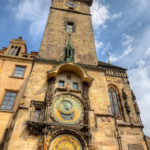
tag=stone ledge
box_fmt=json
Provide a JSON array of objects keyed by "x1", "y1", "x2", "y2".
[
  {"x1": 0, "y1": 109, "x2": 14, "y2": 113},
  {"x1": 9, "y1": 76, "x2": 24, "y2": 80}
]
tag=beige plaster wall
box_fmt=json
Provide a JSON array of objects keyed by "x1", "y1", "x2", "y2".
[{"x1": 0, "y1": 57, "x2": 33, "y2": 142}]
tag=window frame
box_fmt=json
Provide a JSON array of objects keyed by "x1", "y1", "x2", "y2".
[
  {"x1": 66, "y1": 22, "x2": 75, "y2": 33},
  {"x1": 0, "y1": 90, "x2": 18, "y2": 111},
  {"x1": 72, "y1": 82, "x2": 79, "y2": 90},
  {"x1": 8, "y1": 46, "x2": 14, "y2": 55},
  {"x1": 108, "y1": 87, "x2": 122, "y2": 119},
  {"x1": 34, "y1": 108, "x2": 41, "y2": 121},
  {"x1": 12, "y1": 65, "x2": 26, "y2": 79},
  {"x1": 12, "y1": 47, "x2": 18, "y2": 56},
  {"x1": 59, "y1": 80, "x2": 65, "y2": 88}
]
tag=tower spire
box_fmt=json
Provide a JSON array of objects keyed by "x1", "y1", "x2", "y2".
[
  {"x1": 107, "y1": 53, "x2": 111, "y2": 64},
  {"x1": 64, "y1": 32, "x2": 74, "y2": 63}
]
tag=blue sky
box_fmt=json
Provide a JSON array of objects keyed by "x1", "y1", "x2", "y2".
[{"x1": 0, "y1": 0, "x2": 150, "y2": 136}]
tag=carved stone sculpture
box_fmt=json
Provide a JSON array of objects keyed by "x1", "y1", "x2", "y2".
[
  {"x1": 46, "y1": 78, "x2": 55, "y2": 104},
  {"x1": 122, "y1": 89, "x2": 127, "y2": 100},
  {"x1": 134, "y1": 101, "x2": 140, "y2": 114},
  {"x1": 131, "y1": 90, "x2": 136, "y2": 101},
  {"x1": 83, "y1": 82, "x2": 89, "y2": 100},
  {"x1": 125, "y1": 102, "x2": 131, "y2": 113},
  {"x1": 43, "y1": 136, "x2": 51, "y2": 150},
  {"x1": 90, "y1": 144, "x2": 96, "y2": 150}
]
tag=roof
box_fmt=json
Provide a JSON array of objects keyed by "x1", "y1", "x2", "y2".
[{"x1": 98, "y1": 61, "x2": 127, "y2": 71}]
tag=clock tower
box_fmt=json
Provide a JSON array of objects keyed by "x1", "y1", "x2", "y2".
[{"x1": 39, "y1": 0, "x2": 98, "y2": 66}]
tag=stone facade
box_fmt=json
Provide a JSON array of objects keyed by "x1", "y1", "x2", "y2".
[
  {"x1": 0, "y1": 0, "x2": 149, "y2": 150},
  {"x1": 0, "y1": 37, "x2": 37, "y2": 148}
]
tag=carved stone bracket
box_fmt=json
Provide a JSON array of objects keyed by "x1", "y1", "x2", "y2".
[
  {"x1": 131, "y1": 90, "x2": 136, "y2": 101},
  {"x1": 30, "y1": 100, "x2": 44, "y2": 107},
  {"x1": 27, "y1": 121, "x2": 44, "y2": 135},
  {"x1": 122, "y1": 89, "x2": 131, "y2": 113},
  {"x1": 45, "y1": 77, "x2": 55, "y2": 105}
]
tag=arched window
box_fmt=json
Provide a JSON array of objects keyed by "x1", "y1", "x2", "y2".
[
  {"x1": 108, "y1": 88, "x2": 120, "y2": 116},
  {"x1": 16, "y1": 47, "x2": 21, "y2": 56},
  {"x1": 12, "y1": 47, "x2": 18, "y2": 56},
  {"x1": 8, "y1": 46, "x2": 14, "y2": 55}
]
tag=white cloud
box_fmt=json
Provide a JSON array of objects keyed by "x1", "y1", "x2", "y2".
[
  {"x1": 95, "y1": 41, "x2": 112, "y2": 57},
  {"x1": 96, "y1": 41, "x2": 104, "y2": 53},
  {"x1": 121, "y1": 34, "x2": 134, "y2": 46},
  {"x1": 110, "y1": 46, "x2": 133, "y2": 62},
  {"x1": 128, "y1": 62, "x2": 150, "y2": 136},
  {"x1": 111, "y1": 12, "x2": 122, "y2": 21},
  {"x1": 8, "y1": 0, "x2": 50, "y2": 36},
  {"x1": 110, "y1": 34, "x2": 134, "y2": 62},
  {"x1": 91, "y1": 1, "x2": 122, "y2": 29},
  {"x1": 145, "y1": 47, "x2": 150, "y2": 55},
  {"x1": 91, "y1": 1, "x2": 110, "y2": 28},
  {"x1": 102, "y1": 43, "x2": 112, "y2": 55}
]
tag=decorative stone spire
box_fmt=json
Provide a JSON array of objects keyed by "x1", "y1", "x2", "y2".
[
  {"x1": 64, "y1": 33, "x2": 74, "y2": 63},
  {"x1": 107, "y1": 53, "x2": 111, "y2": 64}
]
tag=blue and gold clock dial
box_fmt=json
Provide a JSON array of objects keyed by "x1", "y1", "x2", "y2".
[{"x1": 51, "y1": 95, "x2": 84, "y2": 124}]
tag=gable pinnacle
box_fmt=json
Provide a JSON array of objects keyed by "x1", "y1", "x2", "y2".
[
  {"x1": 64, "y1": 33, "x2": 74, "y2": 63},
  {"x1": 107, "y1": 53, "x2": 111, "y2": 64}
]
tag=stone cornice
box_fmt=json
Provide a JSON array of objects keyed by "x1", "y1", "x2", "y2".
[
  {"x1": 35, "y1": 57, "x2": 104, "y2": 71},
  {"x1": 51, "y1": 7, "x2": 91, "y2": 16},
  {"x1": 0, "y1": 55, "x2": 34, "y2": 62}
]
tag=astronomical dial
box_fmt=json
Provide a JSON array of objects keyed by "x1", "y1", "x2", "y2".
[
  {"x1": 51, "y1": 95, "x2": 84, "y2": 124},
  {"x1": 49, "y1": 134, "x2": 83, "y2": 150},
  {"x1": 66, "y1": 1, "x2": 78, "y2": 8}
]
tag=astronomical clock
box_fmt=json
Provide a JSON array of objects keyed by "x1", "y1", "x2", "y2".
[
  {"x1": 25, "y1": 69, "x2": 93, "y2": 150},
  {"x1": 51, "y1": 95, "x2": 84, "y2": 124}
]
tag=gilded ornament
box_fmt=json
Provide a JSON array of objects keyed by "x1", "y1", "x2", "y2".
[{"x1": 49, "y1": 134, "x2": 82, "y2": 150}]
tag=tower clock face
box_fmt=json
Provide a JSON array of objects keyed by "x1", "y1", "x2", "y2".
[
  {"x1": 51, "y1": 95, "x2": 84, "y2": 124},
  {"x1": 66, "y1": 1, "x2": 78, "y2": 8}
]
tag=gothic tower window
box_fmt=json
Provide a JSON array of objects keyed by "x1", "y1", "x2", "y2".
[
  {"x1": 108, "y1": 88, "x2": 120, "y2": 116},
  {"x1": 66, "y1": 22, "x2": 75, "y2": 32},
  {"x1": 16, "y1": 47, "x2": 21, "y2": 56},
  {"x1": 8, "y1": 46, "x2": 14, "y2": 55},
  {"x1": 8, "y1": 46, "x2": 22, "y2": 56},
  {"x1": 12, "y1": 47, "x2": 18, "y2": 56}
]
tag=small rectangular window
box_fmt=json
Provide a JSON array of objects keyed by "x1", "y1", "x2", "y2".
[
  {"x1": 67, "y1": 22, "x2": 74, "y2": 32},
  {"x1": 13, "y1": 66, "x2": 26, "y2": 78},
  {"x1": 59, "y1": 81, "x2": 65, "y2": 87},
  {"x1": 0, "y1": 91, "x2": 17, "y2": 110},
  {"x1": 34, "y1": 108, "x2": 41, "y2": 121},
  {"x1": 73, "y1": 82, "x2": 78, "y2": 90}
]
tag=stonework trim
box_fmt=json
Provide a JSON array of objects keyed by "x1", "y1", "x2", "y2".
[
  {"x1": 47, "y1": 63, "x2": 93, "y2": 86},
  {"x1": 51, "y1": 7, "x2": 91, "y2": 16}
]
